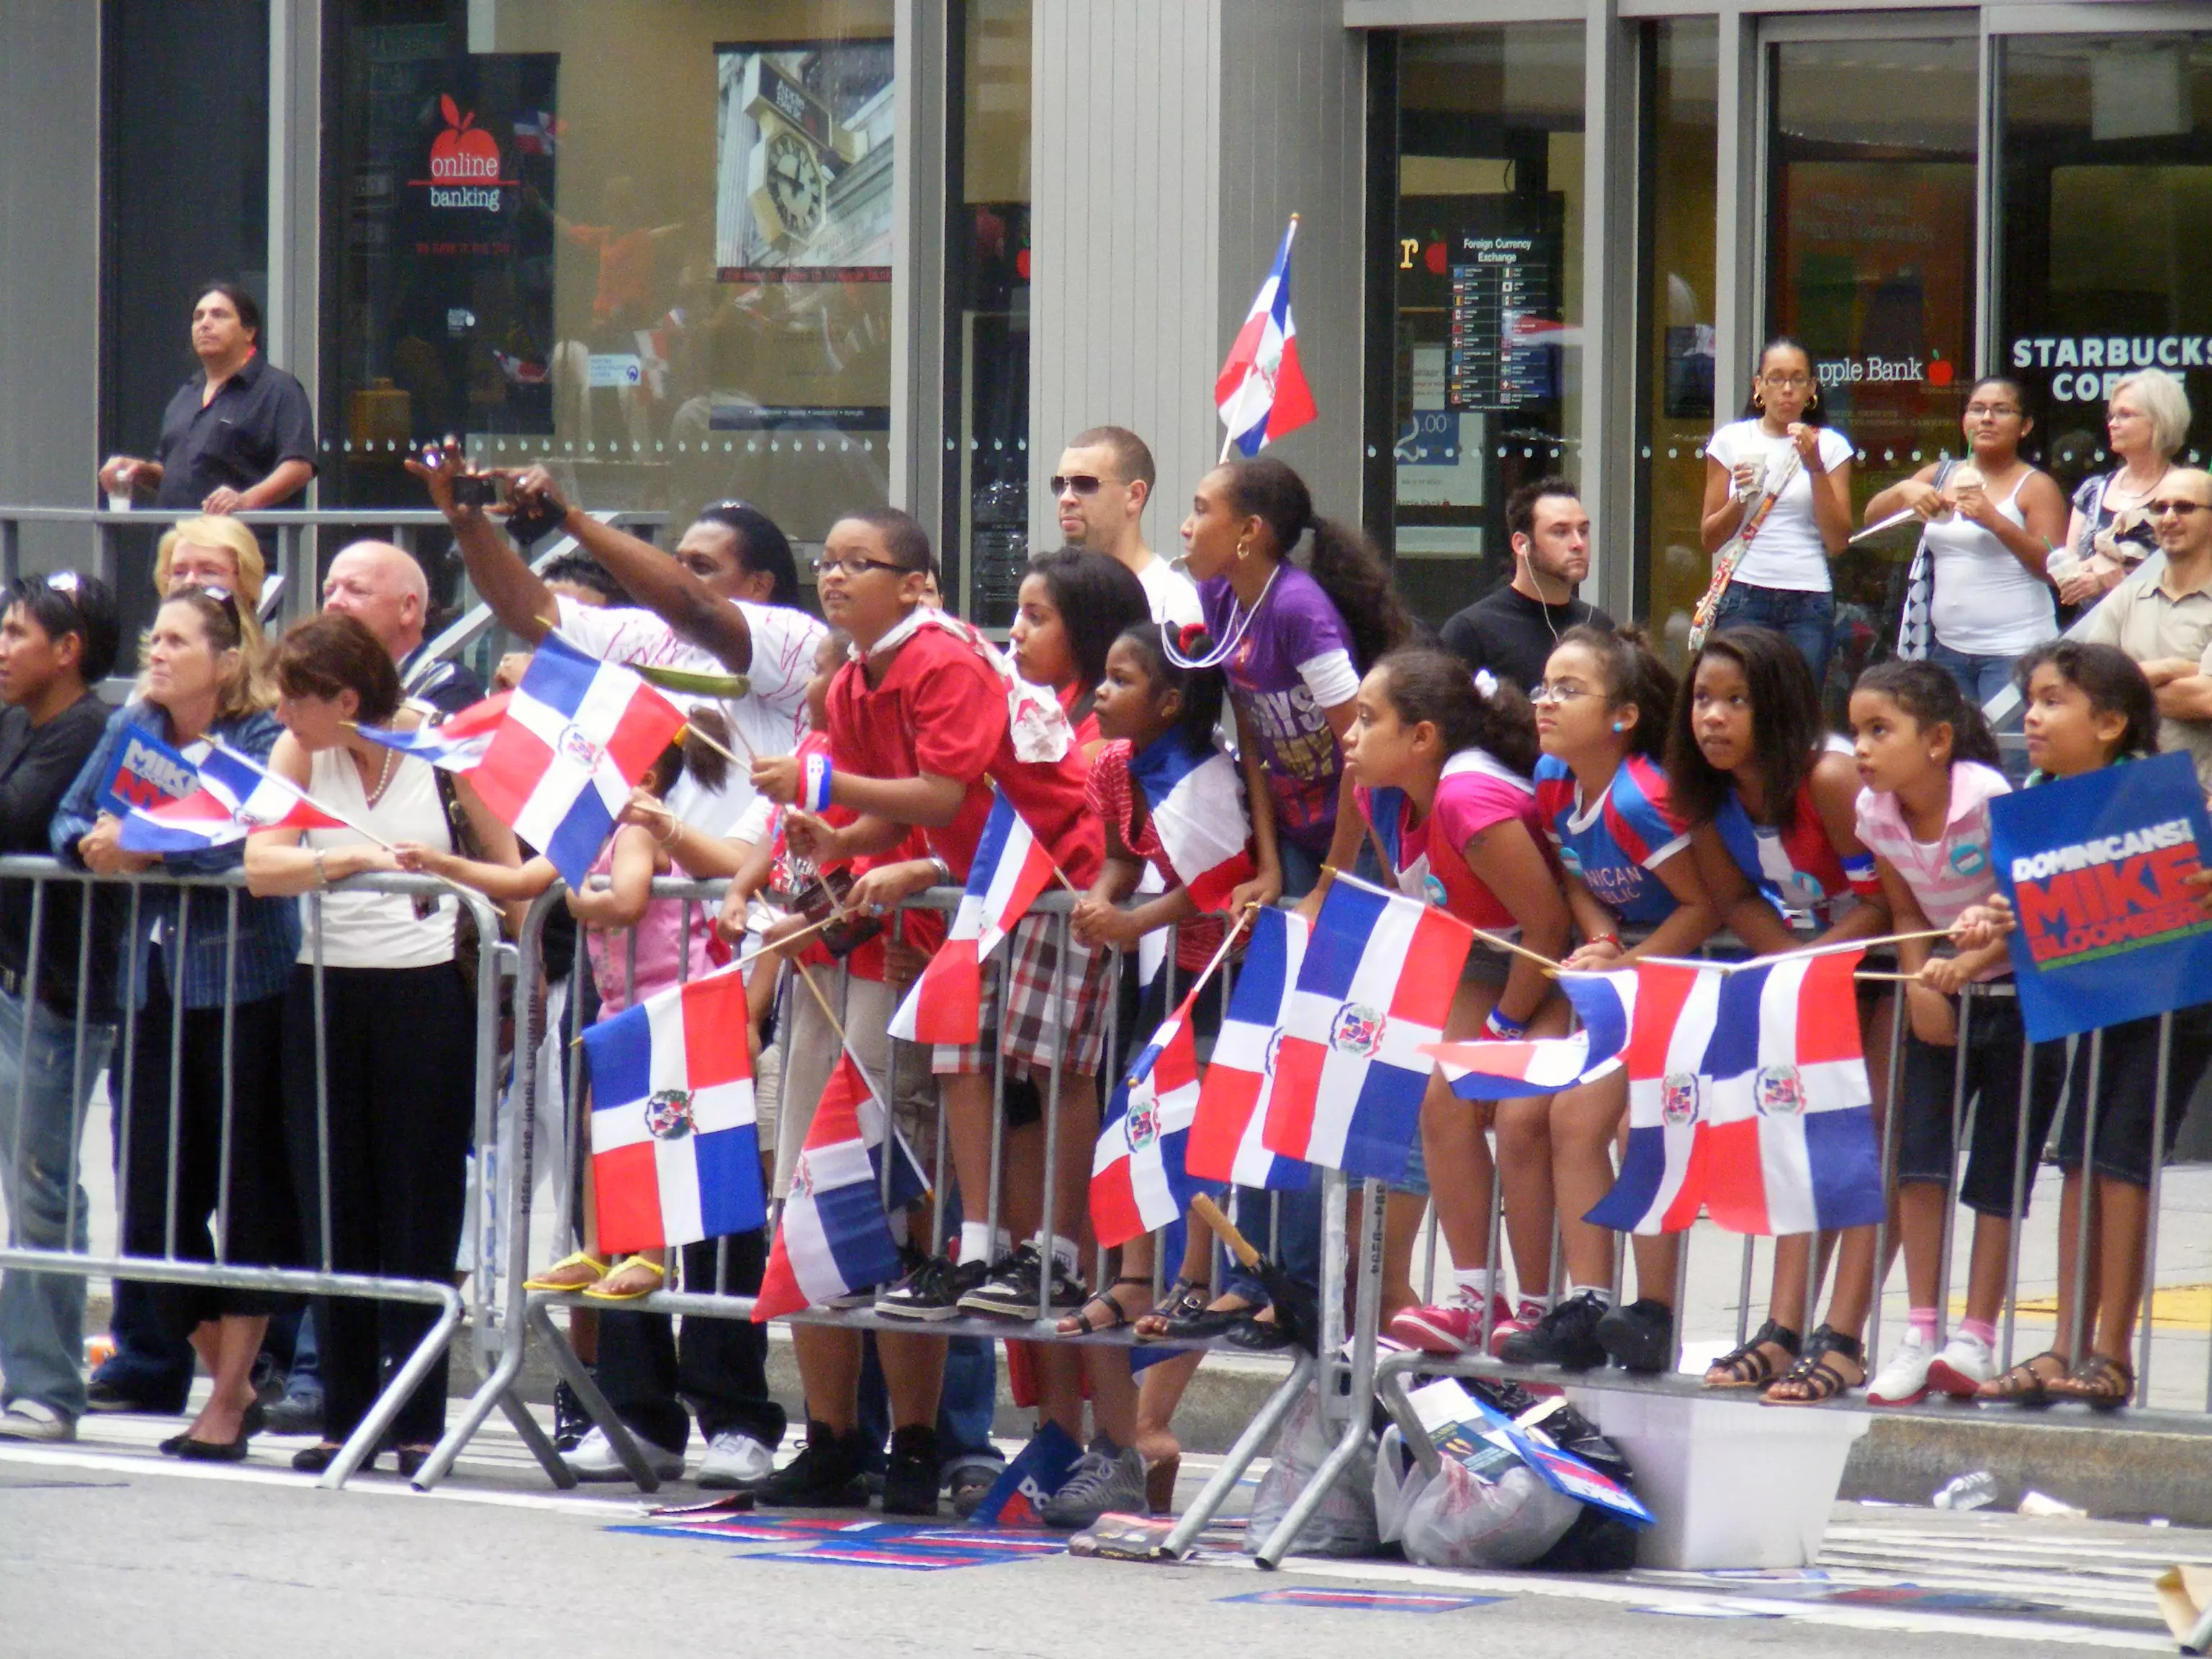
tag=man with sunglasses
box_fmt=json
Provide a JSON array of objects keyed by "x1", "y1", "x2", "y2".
[
  {"x1": 1053, "y1": 427, "x2": 1200, "y2": 627},
  {"x1": 0, "y1": 574, "x2": 122, "y2": 1442},
  {"x1": 2083, "y1": 469, "x2": 2212, "y2": 791}
]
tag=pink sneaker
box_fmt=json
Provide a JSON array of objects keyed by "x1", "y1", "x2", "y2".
[
  {"x1": 1486, "y1": 1298, "x2": 1549, "y2": 1359},
  {"x1": 1388, "y1": 1291, "x2": 1514, "y2": 1356}
]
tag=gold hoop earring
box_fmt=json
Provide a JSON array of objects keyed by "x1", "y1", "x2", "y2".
[
  {"x1": 1753, "y1": 392, "x2": 1766, "y2": 410},
  {"x1": 1236, "y1": 541, "x2": 1251, "y2": 561}
]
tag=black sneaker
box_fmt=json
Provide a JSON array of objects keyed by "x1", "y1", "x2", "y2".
[
  {"x1": 1498, "y1": 1289, "x2": 1609, "y2": 1370},
  {"x1": 1596, "y1": 1298, "x2": 1676, "y2": 1374},
  {"x1": 956, "y1": 1244, "x2": 1087, "y2": 1319},
  {"x1": 551, "y1": 1380, "x2": 590, "y2": 1453},
  {"x1": 881, "y1": 1423, "x2": 941, "y2": 1516},
  {"x1": 756, "y1": 1419, "x2": 871, "y2": 1509},
  {"x1": 875, "y1": 1254, "x2": 989, "y2": 1322},
  {"x1": 827, "y1": 1244, "x2": 924, "y2": 1311}
]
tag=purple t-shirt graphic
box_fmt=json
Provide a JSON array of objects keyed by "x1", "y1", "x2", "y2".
[{"x1": 1202, "y1": 565, "x2": 1362, "y2": 858}]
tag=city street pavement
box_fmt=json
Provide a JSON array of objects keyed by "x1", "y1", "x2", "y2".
[{"x1": 3, "y1": 1400, "x2": 2206, "y2": 1657}]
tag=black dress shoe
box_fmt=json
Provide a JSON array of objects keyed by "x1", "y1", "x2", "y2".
[
  {"x1": 292, "y1": 1442, "x2": 343, "y2": 1474},
  {"x1": 174, "y1": 1431, "x2": 251, "y2": 1462},
  {"x1": 158, "y1": 1431, "x2": 191, "y2": 1456},
  {"x1": 395, "y1": 1445, "x2": 431, "y2": 1479},
  {"x1": 1222, "y1": 1313, "x2": 1296, "y2": 1352}
]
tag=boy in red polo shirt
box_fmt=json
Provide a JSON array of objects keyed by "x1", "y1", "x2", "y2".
[{"x1": 750, "y1": 508, "x2": 1107, "y2": 1509}]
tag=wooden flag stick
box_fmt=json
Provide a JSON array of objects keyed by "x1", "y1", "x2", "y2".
[{"x1": 675, "y1": 719, "x2": 755, "y2": 765}]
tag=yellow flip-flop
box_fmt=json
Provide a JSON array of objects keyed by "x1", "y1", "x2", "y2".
[
  {"x1": 580, "y1": 1254, "x2": 667, "y2": 1303},
  {"x1": 523, "y1": 1251, "x2": 608, "y2": 1292}
]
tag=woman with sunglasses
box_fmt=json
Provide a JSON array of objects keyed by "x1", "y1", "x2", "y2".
[
  {"x1": 1699, "y1": 337, "x2": 1857, "y2": 688},
  {"x1": 53, "y1": 586, "x2": 298, "y2": 1462}
]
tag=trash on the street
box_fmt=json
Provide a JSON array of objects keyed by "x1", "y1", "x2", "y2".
[
  {"x1": 2016, "y1": 1491, "x2": 2087, "y2": 1519},
  {"x1": 1933, "y1": 1471, "x2": 1997, "y2": 1511},
  {"x1": 2154, "y1": 1564, "x2": 2212, "y2": 1652}
]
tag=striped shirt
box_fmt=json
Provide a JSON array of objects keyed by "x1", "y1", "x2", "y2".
[{"x1": 1853, "y1": 760, "x2": 2009, "y2": 930}]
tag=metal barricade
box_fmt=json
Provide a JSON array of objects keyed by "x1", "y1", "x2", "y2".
[{"x1": 0, "y1": 857, "x2": 509, "y2": 1491}]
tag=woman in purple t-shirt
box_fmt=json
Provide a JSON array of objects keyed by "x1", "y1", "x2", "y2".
[{"x1": 1179, "y1": 456, "x2": 1410, "y2": 908}]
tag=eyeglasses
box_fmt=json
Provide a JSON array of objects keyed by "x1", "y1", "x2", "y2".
[
  {"x1": 1964, "y1": 403, "x2": 2022, "y2": 418},
  {"x1": 1530, "y1": 681, "x2": 1599, "y2": 705},
  {"x1": 2147, "y1": 500, "x2": 2208, "y2": 518},
  {"x1": 1759, "y1": 372, "x2": 1812, "y2": 390},
  {"x1": 701, "y1": 498, "x2": 757, "y2": 517},
  {"x1": 810, "y1": 554, "x2": 910, "y2": 580},
  {"x1": 1051, "y1": 474, "x2": 1118, "y2": 498}
]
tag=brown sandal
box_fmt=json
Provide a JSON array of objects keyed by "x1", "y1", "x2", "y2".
[
  {"x1": 1764, "y1": 1325, "x2": 1866, "y2": 1406},
  {"x1": 2045, "y1": 1352, "x2": 2134, "y2": 1411},
  {"x1": 1704, "y1": 1318, "x2": 1801, "y2": 1390},
  {"x1": 1974, "y1": 1349, "x2": 2067, "y2": 1407}
]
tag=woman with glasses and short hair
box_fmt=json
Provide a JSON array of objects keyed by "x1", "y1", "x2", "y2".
[
  {"x1": 2055, "y1": 368, "x2": 2193, "y2": 608},
  {"x1": 1699, "y1": 337, "x2": 1858, "y2": 688}
]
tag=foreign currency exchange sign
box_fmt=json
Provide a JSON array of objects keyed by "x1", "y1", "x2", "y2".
[{"x1": 1989, "y1": 750, "x2": 2212, "y2": 1041}]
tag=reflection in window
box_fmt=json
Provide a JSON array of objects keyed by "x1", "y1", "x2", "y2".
[
  {"x1": 1387, "y1": 25, "x2": 1584, "y2": 629},
  {"x1": 2000, "y1": 35, "x2": 2212, "y2": 489}
]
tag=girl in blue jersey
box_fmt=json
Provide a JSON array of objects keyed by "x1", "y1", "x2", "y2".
[
  {"x1": 1667, "y1": 626, "x2": 1895, "y2": 1403},
  {"x1": 1491, "y1": 626, "x2": 1720, "y2": 1374}
]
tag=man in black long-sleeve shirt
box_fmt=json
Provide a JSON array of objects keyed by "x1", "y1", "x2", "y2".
[
  {"x1": 1439, "y1": 477, "x2": 1614, "y2": 694},
  {"x1": 0, "y1": 574, "x2": 120, "y2": 1442}
]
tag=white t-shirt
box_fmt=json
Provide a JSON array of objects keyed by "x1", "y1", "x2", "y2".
[
  {"x1": 1132, "y1": 553, "x2": 1204, "y2": 627},
  {"x1": 552, "y1": 595, "x2": 824, "y2": 835},
  {"x1": 1705, "y1": 419, "x2": 1856, "y2": 593}
]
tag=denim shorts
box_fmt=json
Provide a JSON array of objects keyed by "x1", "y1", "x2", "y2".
[{"x1": 1894, "y1": 992, "x2": 2062, "y2": 1218}]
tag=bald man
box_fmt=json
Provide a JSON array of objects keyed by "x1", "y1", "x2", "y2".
[{"x1": 321, "y1": 539, "x2": 484, "y2": 714}]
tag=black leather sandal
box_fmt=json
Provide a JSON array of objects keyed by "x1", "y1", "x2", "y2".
[{"x1": 1703, "y1": 1318, "x2": 1802, "y2": 1389}]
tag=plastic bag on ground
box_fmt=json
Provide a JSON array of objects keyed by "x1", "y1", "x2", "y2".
[
  {"x1": 1372, "y1": 1424, "x2": 1582, "y2": 1570},
  {"x1": 1244, "y1": 1382, "x2": 1380, "y2": 1558}
]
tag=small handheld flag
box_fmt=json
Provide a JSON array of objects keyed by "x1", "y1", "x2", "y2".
[
  {"x1": 1089, "y1": 984, "x2": 1206, "y2": 1249},
  {"x1": 1422, "y1": 971, "x2": 1638, "y2": 1100},
  {"x1": 1125, "y1": 733, "x2": 1254, "y2": 912},
  {"x1": 755, "y1": 1053, "x2": 911, "y2": 1322},
  {"x1": 353, "y1": 691, "x2": 512, "y2": 772},
  {"x1": 118, "y1": 740, "x2": 351, "y2": 854},
  {"x1": 887, "y1": 791, "x2": 1058, "y2": 1046},
  {"x1": 1185, "y1": 907, "x2": 1313, "y2": 1190},
  {"x1": 1215, "y1": 215, "x2": 1318, "y2": 460},
  {"x1": 583, "y1": 967, "x2": 765, "y2": 1253}
]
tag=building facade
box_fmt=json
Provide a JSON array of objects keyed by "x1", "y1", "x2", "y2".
[{"x1": 2, "y1": 0, "x2": 2207, "y2": 647}]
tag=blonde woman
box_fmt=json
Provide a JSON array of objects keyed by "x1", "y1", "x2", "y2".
[{"x1": 2058, "y1": 368, "x2": 2192, "y2": 606}]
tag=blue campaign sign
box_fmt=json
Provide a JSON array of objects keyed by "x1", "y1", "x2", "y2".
[
  {"x1": 96, "y1": 724, "x2": 199, "y2": 818},
  {"x1": 1987, "y1": 750, "x2": 2212, "y2": 1042}
]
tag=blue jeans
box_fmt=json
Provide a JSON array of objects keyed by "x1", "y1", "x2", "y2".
[
  {"x1": 1712, "y1": 583, "x2": 1835, "y2": 693},
  {"x1": 1928, "y1": 639, "x2": 2020, "y2": 710},
  {"x1": 0, "y1": 989, "x2": 112, "y2": 1421}
]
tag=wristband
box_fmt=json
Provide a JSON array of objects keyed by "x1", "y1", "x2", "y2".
[
  {"x1": 1483, "y1": 1009, "x2": 1528, "y2": 1041},
  {"x1": 1588, "y1": 932, "x2": 1622, "y2": 953},
  {"x1": 802, "y1": 753, "x2": 835, "y2": 813}
]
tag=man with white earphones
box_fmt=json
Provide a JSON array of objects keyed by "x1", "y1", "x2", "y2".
[{"x1": 1439, "y1": 477, "x2": 1613, "y2": 696}]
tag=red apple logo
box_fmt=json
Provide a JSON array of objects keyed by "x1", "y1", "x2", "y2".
[
  {"x1": 1926, "y1": 351, "x2": 1954, "y2": 388},
  {"x1": 431, "y1": 95, "x2": 502, "y2": 181},
  {"x1": 1425, "y1": 242, "x2": 1448, "y2": 276}
]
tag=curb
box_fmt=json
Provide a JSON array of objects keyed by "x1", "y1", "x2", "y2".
[{"x1": 1841, "y1": 1411, "x2": 2212, "y2": 1525}]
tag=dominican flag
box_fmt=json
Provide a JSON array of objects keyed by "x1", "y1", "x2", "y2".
[
  {"x1": 493, "y1": 350, "x2": 549, "y2": 387},
  {"x1": 1090, "y1": 986, "x2": 1206, "y2": 1249},
  {"x1": 1586, "y1": 950, "x2": 1882, "y2": 1237},
  {"x1": 888, "y1": 791, "x2": 1058, "y2": 1045},
  {"x1": 1423, "y1": 970, "x2": 1637, "y2": 1100},
  {"x1": 512, "y1": 109, "x2": 563, "y2": 155},
  {"x1": 754, "y1": 1053, "x2": 920, "y2": 1321},
  {"x1": 582, "y1": 967, "x2": 765, "y2": 1252},
  {"x1": 1259, "y1": 872, "x2": 1473, "y2": 1182},
  {"x1": 1215, "y1": 217, "x2": 1318, "y2": 458},
  {"x1": 470, "y1": 631, "x2": 687, "y2": 887},
  {"x1": 353, "y1": 692, "x2": 511, "y2": 773},
  {"x1": 1184, "y1": 908, "x2": 1311, "y2": 1191},
  {"x1": 1125, "y1": 732, "x2": 1254, "y2": 912},
  {"x1": 118, "y1": 741, "x2": 349, "y2": 854}
]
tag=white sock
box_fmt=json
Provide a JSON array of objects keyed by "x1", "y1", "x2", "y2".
[
  {"x1": 1569, "y1": 1283, "x2": 1616, "y2": 1308},
  {"x1": 887, "y1": 1210, "x2": 911, "y2": 1250},
  {"x1": 1040, "y1": 1233, "x2": 1081, "y2": 1276},
  {"x1": 958, "y1": 1222, "x2": 994, "y2": 1265},
  {"x1": 1452, "y1": 1267, "x2": 1498, "y2": 1302}
]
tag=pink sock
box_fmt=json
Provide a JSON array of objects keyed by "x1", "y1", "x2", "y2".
[
  {"x1": 1961, "y1": 1317, "x2": 1998, "y2": 1346},
  {"x1": 1909, "y1": 1307, "x2": 1939, "y2": 1341}
]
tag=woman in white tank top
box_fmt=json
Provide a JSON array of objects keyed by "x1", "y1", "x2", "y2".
[
  {"x1": 244, "y1": 613, "x2": 519, "y2": 1475},
  {"x1": 1863, "y1": 374, "x2": 2069, "y2": 707}
]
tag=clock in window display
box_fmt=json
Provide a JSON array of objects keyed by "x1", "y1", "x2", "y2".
[{"x1": 751, "y1": 122, "x2": 827, "y2": 247}]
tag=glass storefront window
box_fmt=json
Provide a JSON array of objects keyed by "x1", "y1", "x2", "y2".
[
  {"x1": 325, "y1": 1, "x2": 896, "y2": 590},
  {"x1": 950, "y1": 0, "x2": 1032, "y2": 627},
  {"x1": 1998, "y1": 35, "x2": 2212, "y2": 490},
  {"x1": 1386, "y1": 24, "x2": 1585, "y2": 627},
  {"x1": 1637, "y1": 19, "x2": 1718, "y2": 665},
  {"x1": 1766, "y1": 34, "x2": 1978, "y2": 699}
]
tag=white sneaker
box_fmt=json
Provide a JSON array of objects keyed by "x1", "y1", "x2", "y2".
[
  {"x1": 560, "y1": 1424, "x2": 685, "y2": 1483},
  {"x1": 696, "y1": 1429, "x2": 773, "y2": 1490},
  {"x1": 1925, "y1": 1330, "x2": 1995, "y2": 1400},
  {"x1": 0, "y1": 1401, "x2": 75, "y2": 1442},
  {"x1": 1866, "y1": 1328, "x2": 1938, "y2": 1406}
]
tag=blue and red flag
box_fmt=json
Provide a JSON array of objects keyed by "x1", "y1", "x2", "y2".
[
  {"x1": 1215, "y1": 217, "x2": 1318, "y2": 457},
  {"x1": 352, "y1": 691, "x2": 511, "y2": 773},
  {"x1": 1089, "y1": 984, "x2": 1205, "y2": 1249},
  {"x1": 118, "y1": 740, "x2": 350, "y2": 854},
  {"x1": 513, "y1": 109, "x2": 564, "y2": 155},
  {"x1": 888, "y1": 791, "x2": 1059, "y2": 1046},
  {"x1": 1259, "y1": 873, "x2": 1474, "y2": 1182},
  {"x1": 1125, "y1": 732, "x2": 1254, "y2": 912},
  {"x1": 583, "y1": 966, "x2": 765, "y2": 1253},
  {"x1": 1423, "y1": 969, "x2": 1637, "y2": 1100},
  {"x1": 755, "y1": 1052, "x2": 918, "y2": 1321},
  {"x1": 1185, "y1": 907, "x2": 1312, "y2": 1191},
  {"x1": 1585, "y1": 950, "x2": 1882, "y2": 1236},
  {"x1": 470, "y1": 631, "x2": 687, "y2": 887}
]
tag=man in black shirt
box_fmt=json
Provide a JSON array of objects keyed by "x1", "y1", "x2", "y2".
[
  {"x1": 1439, "y1": 476, "x2": 1614, "y2": 693},
  {"x1": 97, "y1": 284, "x2": 315, "y2": 516},
  {"x1": 0, "y1": 573, "x2": 120, "y2": 1443}
]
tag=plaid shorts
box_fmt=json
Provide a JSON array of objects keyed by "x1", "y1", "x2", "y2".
[{"x1": 933, "y1": 912, "x2": 1108, "y2": 1079}]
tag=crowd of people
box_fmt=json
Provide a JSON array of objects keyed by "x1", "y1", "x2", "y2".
[{"x1": 0, "y1": 330, "x2": 2206, "y2": 1527}]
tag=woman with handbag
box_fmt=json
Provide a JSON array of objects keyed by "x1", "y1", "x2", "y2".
[
  {"x1": 1696, "y1": 338, "x2": 1857, "y2": 688},
  {"x1": 1864, "y1": 375, "x2": 2067, "y2": 705},
  {"x1": 2054, "y1": 368, "x2": 2192, "y2": 608}
]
